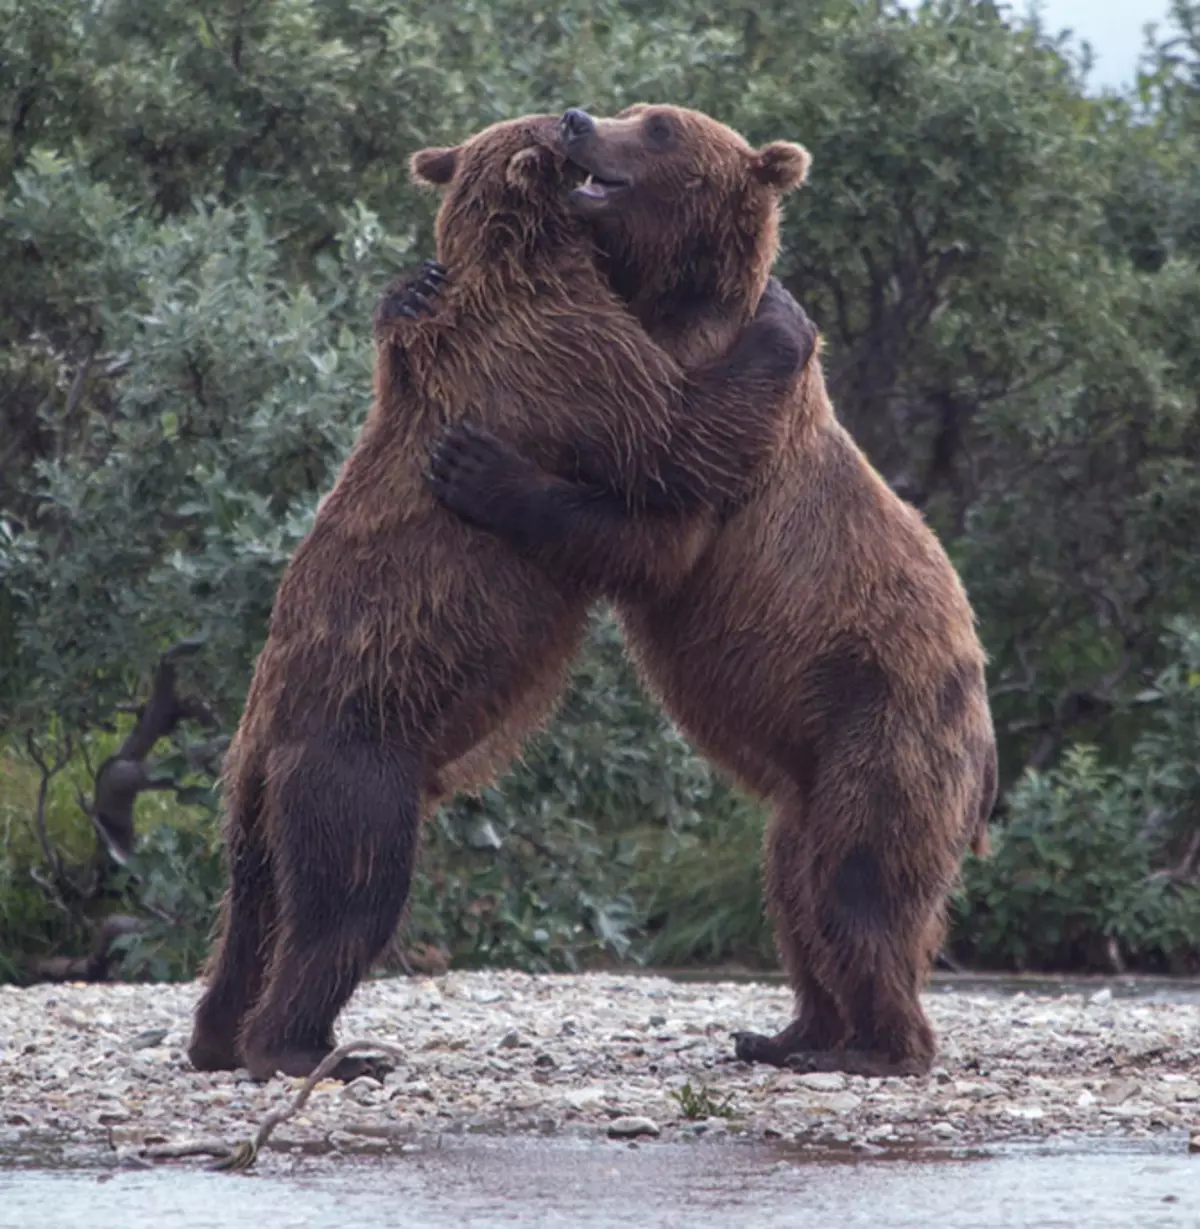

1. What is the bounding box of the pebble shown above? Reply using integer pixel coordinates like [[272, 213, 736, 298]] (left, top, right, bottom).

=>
[[793, 1072, 846, 1093], [1, 972, 1197, 1167], [129, 1028, 170, 1051], [607, 1116, 661, 1139], [341, 1076, 383, 1105]]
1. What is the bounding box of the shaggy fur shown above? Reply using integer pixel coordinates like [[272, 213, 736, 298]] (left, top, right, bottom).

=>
[[186, 113, 814, 1082], [429, 105, 999, 1078]]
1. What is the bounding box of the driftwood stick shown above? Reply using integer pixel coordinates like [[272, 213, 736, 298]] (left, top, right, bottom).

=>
[[209, 1040, 408, 1172]]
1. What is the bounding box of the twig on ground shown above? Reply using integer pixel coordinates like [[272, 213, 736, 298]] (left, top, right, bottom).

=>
[[208, 1040, 409, 1173]]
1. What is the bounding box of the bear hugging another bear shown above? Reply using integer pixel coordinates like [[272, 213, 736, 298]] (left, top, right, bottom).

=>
[[188, 102, 996, 1086], [428, 105, 998, 1079], [186, 112, 815, 1084]]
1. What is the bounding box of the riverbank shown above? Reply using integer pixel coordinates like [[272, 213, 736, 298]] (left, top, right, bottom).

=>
[[2, 972, 1198, 1169]]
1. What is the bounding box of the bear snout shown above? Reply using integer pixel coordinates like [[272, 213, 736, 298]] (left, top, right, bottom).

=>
[[560, 108, 596, 142]]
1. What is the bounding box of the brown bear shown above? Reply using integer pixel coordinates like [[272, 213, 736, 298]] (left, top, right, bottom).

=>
[[427, 105, 998, 1078], [185, 113, 815, 1082]]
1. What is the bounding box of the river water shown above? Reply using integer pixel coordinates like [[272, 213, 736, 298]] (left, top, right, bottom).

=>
[[2, 1135, 1197, 1228]]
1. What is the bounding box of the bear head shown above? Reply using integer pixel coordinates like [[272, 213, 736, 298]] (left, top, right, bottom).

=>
[[410, 115, 589, 278], [557, 104, 810, 321]]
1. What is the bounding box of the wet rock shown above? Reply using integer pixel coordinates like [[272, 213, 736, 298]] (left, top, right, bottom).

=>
[[793, 1072, 846, 1093], [1099, 1079, 1139, 1106], [1089, 988, 1113, 1007], [129, 1028, 170, 1051], [817, 1092, 863, 1114], [1165, 1080, 1200, 1103], [342, 1076, 384, 1105], [607, 1116, 660, 1139], [1006, 1105, 1045, 1121], [953, 1080, 1002, 1101]]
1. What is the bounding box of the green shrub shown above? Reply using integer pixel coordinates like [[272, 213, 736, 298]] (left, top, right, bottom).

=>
[[632, 796, 773, 968], [0, 724, 221, 983], [953, 744, 1200, 973], [405, 611, 723, 972]]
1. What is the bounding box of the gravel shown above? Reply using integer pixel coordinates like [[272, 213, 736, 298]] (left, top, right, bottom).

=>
[[2, 972, 1198, 1167]]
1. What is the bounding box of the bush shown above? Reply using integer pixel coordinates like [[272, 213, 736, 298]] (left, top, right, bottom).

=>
[[0, 735, 222, 983], [632, 796, 773, 968], [953, 745, 1200, 973], [405, 610, 726, 972], [0, 611, 731, 980]]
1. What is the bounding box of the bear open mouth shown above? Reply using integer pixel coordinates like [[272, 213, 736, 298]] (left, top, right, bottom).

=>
[[576, 173, 627, 200], [567, 172, 629, 211]]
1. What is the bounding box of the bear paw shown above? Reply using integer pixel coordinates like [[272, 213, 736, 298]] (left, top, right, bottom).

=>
[[426, 420, 534, 531], [375, 258, 449, 324]]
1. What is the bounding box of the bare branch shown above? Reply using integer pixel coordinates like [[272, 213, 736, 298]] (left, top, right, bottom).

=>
[[91, 639, 219, 860], [24, 731, 73, 885], [32, 915, 145, 982]]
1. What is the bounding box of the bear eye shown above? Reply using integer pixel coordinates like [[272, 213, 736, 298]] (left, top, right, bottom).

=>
[[644, 114, 675, 148]]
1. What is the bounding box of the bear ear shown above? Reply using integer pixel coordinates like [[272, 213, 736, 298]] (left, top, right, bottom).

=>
[[751, 141, 811, 193], [505, 145, 547, 187], [410, 145, 460, 187]]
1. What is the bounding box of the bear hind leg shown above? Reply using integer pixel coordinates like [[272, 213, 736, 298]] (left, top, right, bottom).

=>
[[188, 765, 276, 1072], [733, 801, 849, 1066], [787, 837, 941, 1079], [237, 736, 422, 1083]]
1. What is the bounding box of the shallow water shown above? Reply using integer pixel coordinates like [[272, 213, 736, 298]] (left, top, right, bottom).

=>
[[2, 1137, 1197, 1229]]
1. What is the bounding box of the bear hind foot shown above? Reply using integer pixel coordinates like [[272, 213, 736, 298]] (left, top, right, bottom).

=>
[[241, 1042, 397, 1084], [784, 1048, 931, 1079]]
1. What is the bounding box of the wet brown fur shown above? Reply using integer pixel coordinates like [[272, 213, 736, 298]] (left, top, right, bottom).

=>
[[433, 105, 998, 1077], [186, 114, 810, 1082]]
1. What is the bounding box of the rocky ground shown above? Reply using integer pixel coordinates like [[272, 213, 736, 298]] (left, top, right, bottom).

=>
[[2, 973, 1199, 1170]]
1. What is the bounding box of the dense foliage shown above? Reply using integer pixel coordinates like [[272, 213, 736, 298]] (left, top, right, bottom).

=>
[[2, 0, 1198, 981]]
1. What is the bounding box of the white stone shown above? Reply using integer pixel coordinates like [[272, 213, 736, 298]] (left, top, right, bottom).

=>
[[793, 1072, 846, 1092], [818, 1093, 863, 1114], [562, 1085, 607, 1109], [607, 1116, 660, 1139]]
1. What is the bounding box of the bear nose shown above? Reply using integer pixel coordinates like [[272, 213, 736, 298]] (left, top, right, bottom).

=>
[[560, 108, 595, 142]]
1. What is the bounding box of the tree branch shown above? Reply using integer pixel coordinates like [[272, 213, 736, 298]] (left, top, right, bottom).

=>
[[24, 731, 73, 887]]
